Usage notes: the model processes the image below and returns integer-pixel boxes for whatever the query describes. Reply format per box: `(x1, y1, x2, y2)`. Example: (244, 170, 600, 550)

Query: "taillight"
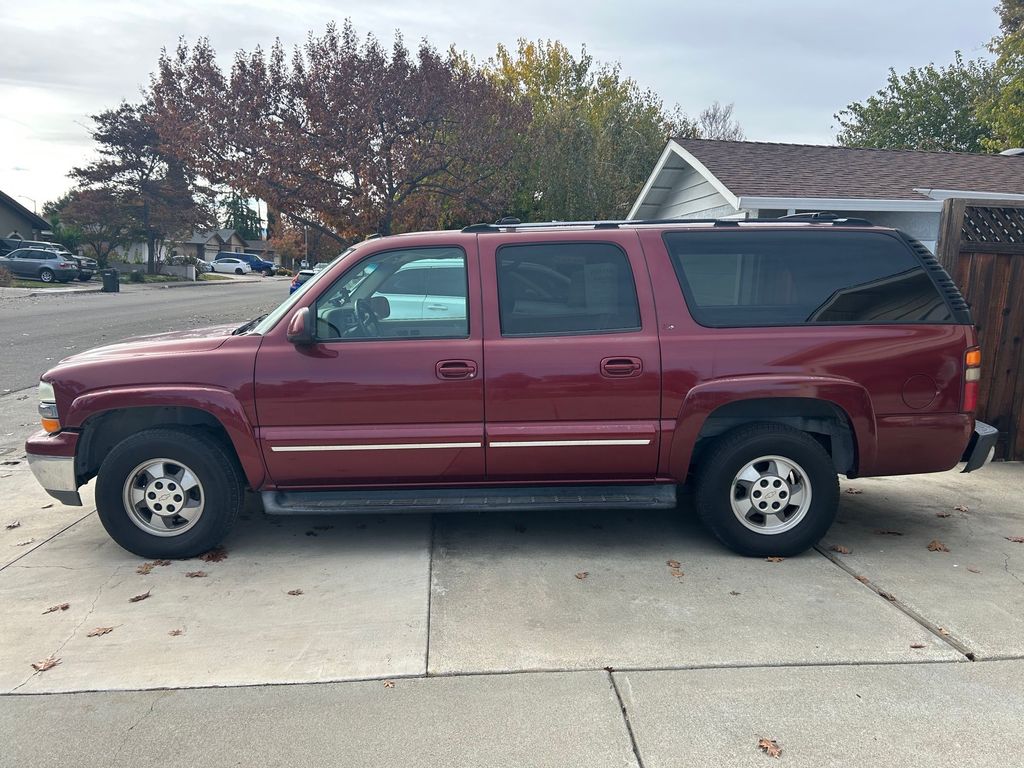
(963, 347, 981, 413)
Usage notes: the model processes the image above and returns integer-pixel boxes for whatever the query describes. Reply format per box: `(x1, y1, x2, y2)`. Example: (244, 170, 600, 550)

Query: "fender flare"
(67, 385, 265, 489)
(666, 375, 877, 481)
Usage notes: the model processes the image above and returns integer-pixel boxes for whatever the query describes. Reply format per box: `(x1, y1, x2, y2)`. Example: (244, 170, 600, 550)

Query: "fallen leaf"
(31, 656, 61, 672)
(4, 520, 20, 529)
(666, 559, 681, 568)
(765, 556, 785, 563)
(757, 737, 782, 758)
(40, 503, 53, 509)
(879, 590, 897, 602)
(873, 529, 903, 536)
(844, 488, 863, 495)
(128, 590, 151, 603)
(927, 539, 950, 553)
(42, 602, 70, 615)
(383, 680, 395, 689)
(136, 562, 154, 575)
(575, 571, 589, 580)
(936, 511, 952, 518)
(1005, 536, 1024, 544)
(185, 570, 207, 578)
(939, 627, 950, 636)
(855, 575, 870, 583)
(910, 642, 926, 649)
(729, 590, 741, 596)
(830, 544, 851, 554)
(168, 629, 184, 637)
(287, 589, 304, 596)
(669, 567, 684, 578)
(954, 505, 969, 513)
(87, 627, 113, 637)
(153, 559, 172, 567)
(967, 566, 981, 574)
(198, 547, 227, 563)
(16, 538, 35, 546)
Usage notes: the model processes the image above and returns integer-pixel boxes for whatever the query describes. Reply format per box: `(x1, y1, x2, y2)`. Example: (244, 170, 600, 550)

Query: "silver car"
(0, 248, 80, 283)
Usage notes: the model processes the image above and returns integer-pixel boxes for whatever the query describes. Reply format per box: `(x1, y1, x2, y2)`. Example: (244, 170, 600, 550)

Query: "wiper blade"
(232, 314, 268, 335)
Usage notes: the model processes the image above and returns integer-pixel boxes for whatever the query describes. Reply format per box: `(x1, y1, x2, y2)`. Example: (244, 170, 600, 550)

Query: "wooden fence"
(936, 199, 1024, 460)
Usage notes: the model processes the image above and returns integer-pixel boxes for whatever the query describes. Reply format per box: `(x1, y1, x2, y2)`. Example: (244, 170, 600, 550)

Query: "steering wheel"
(353, 298, 380, 337)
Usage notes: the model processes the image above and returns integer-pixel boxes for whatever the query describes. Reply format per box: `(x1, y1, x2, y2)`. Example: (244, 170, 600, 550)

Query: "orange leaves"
(31, 656, 61, 673)
(42, 603, 69, 615)
(830, 544, 851, 554)
(927, 540, 950, 553)
(757, 737, 782, 758)
(199, 547, 228, 563)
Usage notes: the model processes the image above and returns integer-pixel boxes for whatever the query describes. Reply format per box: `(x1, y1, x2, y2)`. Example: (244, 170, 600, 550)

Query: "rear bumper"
(961, 420, 998, 473)
(25, 430, 82, 506)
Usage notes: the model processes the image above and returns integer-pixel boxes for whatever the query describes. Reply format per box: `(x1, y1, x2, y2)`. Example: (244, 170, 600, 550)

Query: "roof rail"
(460, 214, 874, 233)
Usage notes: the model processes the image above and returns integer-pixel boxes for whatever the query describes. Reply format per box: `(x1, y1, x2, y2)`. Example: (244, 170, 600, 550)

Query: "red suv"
(26, 218, 997, 558)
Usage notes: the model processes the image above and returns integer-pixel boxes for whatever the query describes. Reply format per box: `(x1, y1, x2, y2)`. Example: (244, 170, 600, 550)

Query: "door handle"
(436, 360, 478, 380)
(427, 304, 449, 311)
(600, 357, 642, 378)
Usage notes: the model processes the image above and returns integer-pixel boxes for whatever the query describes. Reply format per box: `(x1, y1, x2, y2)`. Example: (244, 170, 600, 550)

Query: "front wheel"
(39, 268, 55, 283)
(95, 428, 244, 558)
(694, 423, 839, 557)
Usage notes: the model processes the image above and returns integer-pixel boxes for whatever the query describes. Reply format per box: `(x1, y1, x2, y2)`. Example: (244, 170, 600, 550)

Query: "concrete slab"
(0, 507, 431, 693)
(824, 464, 1024, 659)
(0, 467, 95, 568)
(428, 508, 960, 675)
(0, 671, 636, 768)
(615, 660, 1024, 767)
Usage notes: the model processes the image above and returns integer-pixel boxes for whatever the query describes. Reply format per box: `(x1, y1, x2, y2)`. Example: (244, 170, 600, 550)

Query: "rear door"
(479, 230, 662, 480)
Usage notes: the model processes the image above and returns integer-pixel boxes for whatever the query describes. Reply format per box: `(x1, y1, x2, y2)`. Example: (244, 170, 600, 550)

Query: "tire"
(263, 269, 273, 277)
(95, 428, 244, 558)
(39, 268, 55, 283)
(694, 423, 839, 557)
(78, 274, 91, 282)
(235, 268, 243, 275)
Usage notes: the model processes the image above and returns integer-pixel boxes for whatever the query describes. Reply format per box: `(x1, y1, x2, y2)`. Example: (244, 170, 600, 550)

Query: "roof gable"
(0, 189, 51, 231)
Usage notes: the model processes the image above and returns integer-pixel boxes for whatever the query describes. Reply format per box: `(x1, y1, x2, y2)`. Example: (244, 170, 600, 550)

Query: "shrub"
(0, 266, 11, 287)
(128, 270, 145, 283)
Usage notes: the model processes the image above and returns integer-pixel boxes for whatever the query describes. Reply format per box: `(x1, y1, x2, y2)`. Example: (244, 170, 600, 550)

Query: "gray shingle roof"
(673, 139, 1024, 200)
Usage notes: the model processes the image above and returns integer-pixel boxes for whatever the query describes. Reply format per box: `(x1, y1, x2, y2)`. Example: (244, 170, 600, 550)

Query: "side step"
(261, 484, 677, 515)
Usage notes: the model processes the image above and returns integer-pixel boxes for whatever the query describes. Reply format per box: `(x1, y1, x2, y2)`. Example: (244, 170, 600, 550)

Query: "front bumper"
(25, 430, 82, 506)
(961, 420, 998, 473)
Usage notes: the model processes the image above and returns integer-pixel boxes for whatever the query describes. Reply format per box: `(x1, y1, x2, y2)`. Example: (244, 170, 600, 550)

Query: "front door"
(479, 231, 662, 480)
(254, 241, 484, 487)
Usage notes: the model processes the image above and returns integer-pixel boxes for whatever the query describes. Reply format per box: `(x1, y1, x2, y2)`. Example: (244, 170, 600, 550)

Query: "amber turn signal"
(41, 418, 61, 433)
(965, 349, 981, 367)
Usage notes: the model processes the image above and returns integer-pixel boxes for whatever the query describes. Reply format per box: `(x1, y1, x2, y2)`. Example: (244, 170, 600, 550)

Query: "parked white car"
(373, 258, 466, 320)
(211, 257, 253, 275)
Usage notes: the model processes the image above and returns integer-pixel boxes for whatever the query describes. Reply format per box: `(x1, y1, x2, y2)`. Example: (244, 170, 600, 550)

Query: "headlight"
(38, 380, 60, 433)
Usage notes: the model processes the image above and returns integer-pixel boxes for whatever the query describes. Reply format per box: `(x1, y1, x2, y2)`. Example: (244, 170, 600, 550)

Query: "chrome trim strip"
(271, 442, 482, 453)
(489, 439, 652, 448)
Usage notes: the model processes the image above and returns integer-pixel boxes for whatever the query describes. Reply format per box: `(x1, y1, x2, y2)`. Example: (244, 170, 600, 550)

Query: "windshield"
(249, 247, 357, 335)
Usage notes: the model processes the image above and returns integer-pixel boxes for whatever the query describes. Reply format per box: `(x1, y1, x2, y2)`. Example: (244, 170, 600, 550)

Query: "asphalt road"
(0, 279, 286, 456)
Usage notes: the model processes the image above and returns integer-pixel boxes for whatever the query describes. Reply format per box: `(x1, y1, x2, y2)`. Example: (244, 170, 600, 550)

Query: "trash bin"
(101, 269, 120, 293)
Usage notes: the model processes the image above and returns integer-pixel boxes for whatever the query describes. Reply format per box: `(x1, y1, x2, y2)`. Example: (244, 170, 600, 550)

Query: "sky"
(0, 0, 1002, 211)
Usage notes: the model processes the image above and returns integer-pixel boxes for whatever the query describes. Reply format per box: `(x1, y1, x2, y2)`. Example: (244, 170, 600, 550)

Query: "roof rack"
(461, 213, 874, 233)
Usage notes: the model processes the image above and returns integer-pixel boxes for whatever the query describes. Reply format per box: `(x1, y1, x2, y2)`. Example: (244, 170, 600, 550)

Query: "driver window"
(314, 247, 468, 341)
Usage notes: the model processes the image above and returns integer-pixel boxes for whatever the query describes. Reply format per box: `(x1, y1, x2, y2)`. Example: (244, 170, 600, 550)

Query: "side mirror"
(286, 307, 314, 346)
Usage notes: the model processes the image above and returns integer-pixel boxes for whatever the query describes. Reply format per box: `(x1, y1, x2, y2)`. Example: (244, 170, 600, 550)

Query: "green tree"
(41, 192, 83, 254)
(981, 0, 1024, 149)
(221, 192, 263, 240)
(835, 53, 997, 152)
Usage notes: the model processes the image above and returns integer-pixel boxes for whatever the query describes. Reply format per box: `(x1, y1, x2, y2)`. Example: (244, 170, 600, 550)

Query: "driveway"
(1, 459, 1022, 765)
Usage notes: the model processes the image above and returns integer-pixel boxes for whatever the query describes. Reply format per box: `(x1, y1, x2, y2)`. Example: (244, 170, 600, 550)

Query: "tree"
(696, 101, 745, 141)
(56, 189, 138, 267)
(41, 192, 83, 254)
(221, 192, 262, 239)
(834, 53, 997, 152)
(981, 0, 1024, 149)
(151, 22, 529, 240)
(71, 100, 210, 273)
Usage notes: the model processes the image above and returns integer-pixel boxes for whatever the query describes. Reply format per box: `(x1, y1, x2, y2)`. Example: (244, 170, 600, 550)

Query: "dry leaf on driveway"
(1005, 536, 1024, 544)
(855, 575, 870, 583)
(967, 566, 981, 573)
(757, 737, 782, 758)
(40, 503, 53, 509)
(939, 627, 950, 636)
(185, 571, 207, 578)
(287, 589, 304, 596)
(152, 559, 172, 567)
(16, 538, 35, 546)
(575, 571, 589, 580)
(383, 680, 395, 689)
(31, 656, 61, 672)
(42, 603, 70, 615)
(4, 520, 20, 529)
(128, 590, 151, 603)
(879, 591, 897, 602)
(199, 547, 228, 563)
(666, 559, 681, 568)
(136, 562, 154, 575)
(830, 544, 851, 554)
(954, 505, 969, 513)
(765, 556, 785, 563)
(844, 487, 863, 495)
(874, 529, 903, 536)
(910, 642, 926, 649)
(927, 539, 950, 553)
(669, 567, 684, 578)
(936, 511, 952, 518)
(87, 627, 114, 638)
(729, 590, 741, 596)
(168, 629, 184, 637)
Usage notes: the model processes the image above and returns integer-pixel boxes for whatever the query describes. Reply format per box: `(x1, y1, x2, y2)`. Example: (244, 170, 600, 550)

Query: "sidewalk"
(0, 274, 274, 300)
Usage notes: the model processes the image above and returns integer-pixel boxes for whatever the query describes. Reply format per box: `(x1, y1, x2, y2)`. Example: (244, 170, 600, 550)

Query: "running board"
(261, 484, 677, 515)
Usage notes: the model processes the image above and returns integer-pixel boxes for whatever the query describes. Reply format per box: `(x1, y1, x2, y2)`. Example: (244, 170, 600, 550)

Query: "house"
(628, 139, 1024, 251)
(0, 188, 51, 241)
(176, 229, 275, 262)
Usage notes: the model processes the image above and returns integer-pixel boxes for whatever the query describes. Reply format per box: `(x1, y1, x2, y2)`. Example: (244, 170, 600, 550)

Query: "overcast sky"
(0, 0, 1001, 210)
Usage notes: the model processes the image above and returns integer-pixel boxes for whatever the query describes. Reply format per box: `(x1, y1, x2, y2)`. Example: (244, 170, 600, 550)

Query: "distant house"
(0, 189, 51, 241)
(629, 139, 1024, 252)
(174, 229, 275, 262)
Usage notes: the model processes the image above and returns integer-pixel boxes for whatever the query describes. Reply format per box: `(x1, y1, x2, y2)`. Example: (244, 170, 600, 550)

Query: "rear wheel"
(694, 423, 839, 556)
(39, 268, 55, 283)
(95, 428, 244, 558)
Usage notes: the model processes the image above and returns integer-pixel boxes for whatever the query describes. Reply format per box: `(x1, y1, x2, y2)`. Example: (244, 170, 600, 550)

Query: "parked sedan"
(0, 248, 80, 283)
(211, 257, 253, 275)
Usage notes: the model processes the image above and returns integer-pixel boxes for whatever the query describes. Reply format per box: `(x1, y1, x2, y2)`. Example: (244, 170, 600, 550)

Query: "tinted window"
(378, 267, 428, 296)
(665, 231, 953, 327)
(426, 266, 467, 298)
(496, 243, 641, 336)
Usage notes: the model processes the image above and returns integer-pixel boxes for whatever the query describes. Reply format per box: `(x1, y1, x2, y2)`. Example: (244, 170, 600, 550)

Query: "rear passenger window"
(496, 243, 641, 336)
(665, 231, 954, 327)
